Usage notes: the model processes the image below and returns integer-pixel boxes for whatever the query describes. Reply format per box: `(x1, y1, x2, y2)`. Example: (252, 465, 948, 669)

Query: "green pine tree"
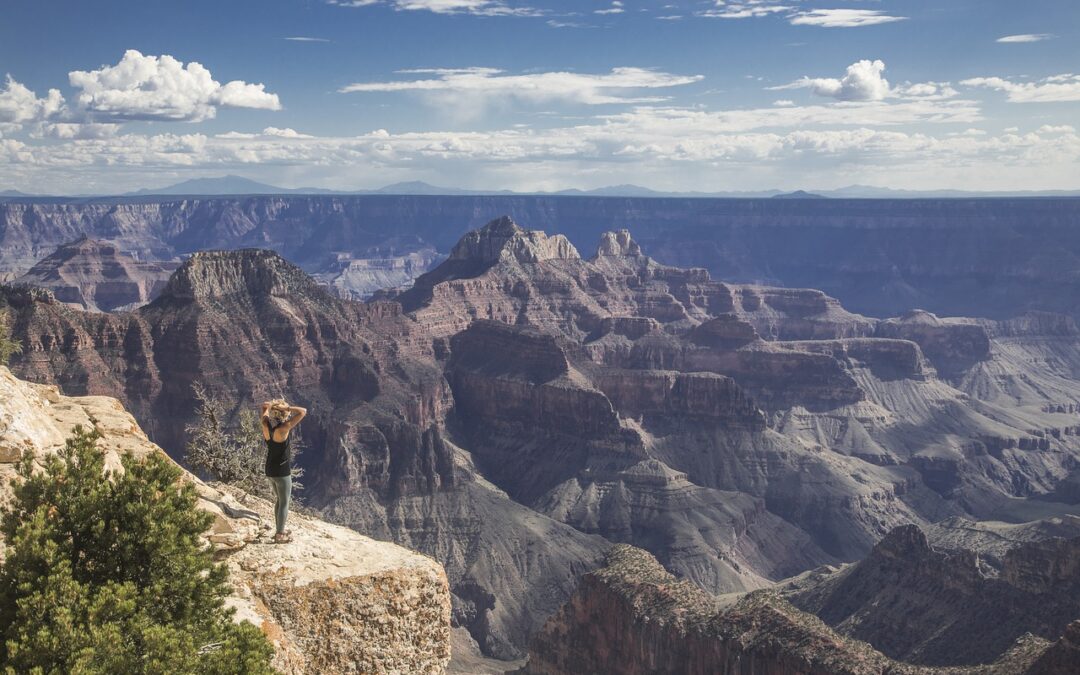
(0, 309, 20, 366)
(0, 426, 276, 674)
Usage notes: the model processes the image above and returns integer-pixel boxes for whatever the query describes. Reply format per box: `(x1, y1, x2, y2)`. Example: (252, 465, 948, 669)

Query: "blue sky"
(0, 0, 1077, 193)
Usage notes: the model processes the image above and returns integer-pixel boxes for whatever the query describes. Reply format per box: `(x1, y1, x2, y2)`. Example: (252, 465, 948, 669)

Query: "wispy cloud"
(12, 98, 1075, 196)
(339, 67, 703, 106)
(788, 9, 906, 28)
(697, 4, 906, 27)
(699, 2, 791, 19)
(595, 1, 624, 15)
(283, 36, 332, 42)
(328, 0, 542, 16)
(962, 74, 1080, 103)
(996, 33, 1055, 43)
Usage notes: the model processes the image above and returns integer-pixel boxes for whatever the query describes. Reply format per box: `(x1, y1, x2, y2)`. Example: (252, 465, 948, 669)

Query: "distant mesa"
(772, 190, 827, 199)
(88, 176, 1080, 199)
(13, 237, 177, 312)
(126, 175, 303, 196)
(155, 248, 331, 304)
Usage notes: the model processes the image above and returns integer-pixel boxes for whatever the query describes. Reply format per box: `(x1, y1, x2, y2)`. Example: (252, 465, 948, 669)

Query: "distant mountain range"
(4, 176, 1080, 199)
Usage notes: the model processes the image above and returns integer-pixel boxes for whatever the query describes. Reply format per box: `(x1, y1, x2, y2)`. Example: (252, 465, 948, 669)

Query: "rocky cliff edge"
(0, 366, 452, 675)
(516, 543, 1063, 675)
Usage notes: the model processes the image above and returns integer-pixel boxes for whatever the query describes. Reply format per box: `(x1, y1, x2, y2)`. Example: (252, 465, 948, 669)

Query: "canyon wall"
(3, 196, 1079, 319)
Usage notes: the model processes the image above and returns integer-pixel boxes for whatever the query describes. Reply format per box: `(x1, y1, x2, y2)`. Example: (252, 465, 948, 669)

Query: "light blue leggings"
(268, 475, 291, 535)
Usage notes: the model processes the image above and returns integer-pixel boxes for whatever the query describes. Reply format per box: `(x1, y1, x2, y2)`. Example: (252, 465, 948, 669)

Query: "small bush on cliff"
(0, 310, 20, 366)
(184, 383, 304, 501)
(0, 426, 275, 674)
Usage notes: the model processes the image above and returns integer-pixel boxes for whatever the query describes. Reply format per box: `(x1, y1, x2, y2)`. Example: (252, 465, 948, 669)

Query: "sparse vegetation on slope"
(0, 310, 19, 366)
(0, 426, 275, 674)
(184, 382, 304, 502)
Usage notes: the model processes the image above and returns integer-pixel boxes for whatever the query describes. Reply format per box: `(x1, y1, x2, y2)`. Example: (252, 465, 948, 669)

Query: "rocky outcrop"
(317, 247, 442, 300)
(594, 229, 642, 257)
(516, 544, 1056, 675)
(158, 248, 330, 304)
(592, 369, 766, 429)
(784, 525, 1080, 667)
(13, 237, 177, 312)
(0, 366, 452, 674)
(449, 216, 579, 266)
(1027, 621, 1080, 675)
(876, 311, 991, 378)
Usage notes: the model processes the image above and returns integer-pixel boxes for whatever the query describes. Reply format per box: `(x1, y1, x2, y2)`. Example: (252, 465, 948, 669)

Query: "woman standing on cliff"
(260, 399, 306, 543)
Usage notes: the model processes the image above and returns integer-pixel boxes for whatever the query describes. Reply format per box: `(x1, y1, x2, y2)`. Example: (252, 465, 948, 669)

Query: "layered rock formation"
(0, 366, 452, 674)
(783, 525, 1080, 666)
(5, 214, 1080, 669)
(1, 246, 607, 660)
(446, 321, 825, 592)
(4, 196, 1080, 319)
(13, 236, 177, 312)
(517, 544, 1061, 674)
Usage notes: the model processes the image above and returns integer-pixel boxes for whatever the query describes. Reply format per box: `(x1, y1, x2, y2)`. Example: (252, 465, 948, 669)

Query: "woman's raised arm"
(282, 406, 307, 431)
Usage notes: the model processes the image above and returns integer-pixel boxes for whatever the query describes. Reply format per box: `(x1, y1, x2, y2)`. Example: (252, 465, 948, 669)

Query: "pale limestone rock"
(594, 229, 642, 257)
(448, 217, 579, 265)
(0, 366, 452, 674)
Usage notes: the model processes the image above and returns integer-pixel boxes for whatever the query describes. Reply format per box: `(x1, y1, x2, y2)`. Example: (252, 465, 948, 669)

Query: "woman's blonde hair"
(266, 398, 291, 424)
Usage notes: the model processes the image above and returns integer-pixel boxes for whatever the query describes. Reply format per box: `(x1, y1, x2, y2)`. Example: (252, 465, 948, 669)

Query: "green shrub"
(0, 426, 276, 674)
(0, 310, 20, 366)
(184, 383, 303, 502)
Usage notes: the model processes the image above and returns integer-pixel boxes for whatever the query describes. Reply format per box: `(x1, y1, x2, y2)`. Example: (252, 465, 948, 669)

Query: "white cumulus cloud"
(0, 76, 65, 129)
(771, 59, 891, 101)
(771, 60, 957, 103)
(68, 50, 281, 123)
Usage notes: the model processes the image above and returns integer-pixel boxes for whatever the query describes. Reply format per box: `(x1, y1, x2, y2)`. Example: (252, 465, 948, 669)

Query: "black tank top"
(265, 426, 291, 478)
